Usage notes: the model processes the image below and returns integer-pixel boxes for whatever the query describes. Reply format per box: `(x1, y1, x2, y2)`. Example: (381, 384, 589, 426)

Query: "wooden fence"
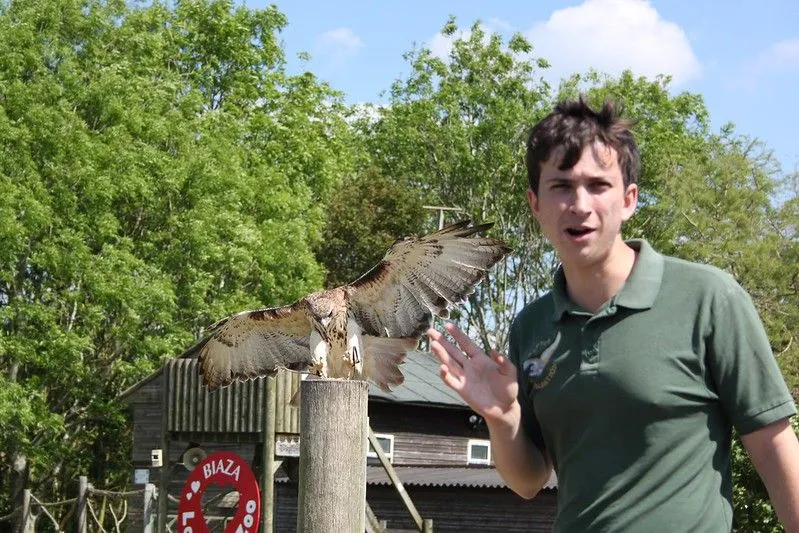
(0, 476, 154, 533)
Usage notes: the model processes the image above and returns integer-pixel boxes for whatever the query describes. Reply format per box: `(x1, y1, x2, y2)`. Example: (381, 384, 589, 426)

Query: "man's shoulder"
(519, 291, 555, 316)
(512, 292, 556, 332)
(660, 252, 740, 294)
(509, 293, 557, 361)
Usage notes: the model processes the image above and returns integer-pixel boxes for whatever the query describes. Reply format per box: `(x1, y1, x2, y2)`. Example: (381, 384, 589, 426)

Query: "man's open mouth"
(566, 227, 594, 237)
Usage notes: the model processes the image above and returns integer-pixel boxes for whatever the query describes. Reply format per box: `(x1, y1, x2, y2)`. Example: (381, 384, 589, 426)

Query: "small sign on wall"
(134, 468, 150, 485)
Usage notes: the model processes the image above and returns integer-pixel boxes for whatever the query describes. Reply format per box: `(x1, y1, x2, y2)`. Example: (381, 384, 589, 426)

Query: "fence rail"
(2, 476, 151, 533)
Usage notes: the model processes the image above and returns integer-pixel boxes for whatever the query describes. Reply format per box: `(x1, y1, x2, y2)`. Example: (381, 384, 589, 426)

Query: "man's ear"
(527, 187, 540, 217)
(621, 183, 638, 221)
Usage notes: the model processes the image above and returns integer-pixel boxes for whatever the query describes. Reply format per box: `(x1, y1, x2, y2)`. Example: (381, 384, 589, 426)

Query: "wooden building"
(120, 351, 557, 532)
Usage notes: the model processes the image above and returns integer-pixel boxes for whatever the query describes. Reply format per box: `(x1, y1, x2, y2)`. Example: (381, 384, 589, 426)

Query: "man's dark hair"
(525, 97, 640, 194)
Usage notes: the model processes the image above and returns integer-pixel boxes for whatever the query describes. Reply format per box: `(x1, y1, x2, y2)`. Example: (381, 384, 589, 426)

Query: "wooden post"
(77, 476, 88, 533)
(143, 483, 156, 533)
(297, 380, 368, 533)
(20, 489, 34, 533)
(262, 374, 277, 533)
(157, 369, 170, 533)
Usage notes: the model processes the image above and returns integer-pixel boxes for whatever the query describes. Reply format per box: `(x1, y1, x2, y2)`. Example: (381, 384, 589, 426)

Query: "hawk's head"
(304, 291, 336, 334)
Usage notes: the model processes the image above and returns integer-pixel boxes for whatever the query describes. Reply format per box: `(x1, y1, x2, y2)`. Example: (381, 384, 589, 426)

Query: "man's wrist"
(485, 399, 523, 437)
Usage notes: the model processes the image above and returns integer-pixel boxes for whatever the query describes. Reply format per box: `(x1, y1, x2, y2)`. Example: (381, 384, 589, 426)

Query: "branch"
(66, 277, 82, 332)
(29, 493, 65, 532)
(87, 499, 108, 533)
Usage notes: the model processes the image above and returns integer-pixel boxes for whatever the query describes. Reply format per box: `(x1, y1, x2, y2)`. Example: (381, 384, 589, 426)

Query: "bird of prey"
(193, 220, 511, 392)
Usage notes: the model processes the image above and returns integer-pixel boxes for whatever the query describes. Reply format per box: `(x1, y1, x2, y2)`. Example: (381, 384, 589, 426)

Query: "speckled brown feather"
(197, 301, 313, 390)
(347, 220, 511, 338)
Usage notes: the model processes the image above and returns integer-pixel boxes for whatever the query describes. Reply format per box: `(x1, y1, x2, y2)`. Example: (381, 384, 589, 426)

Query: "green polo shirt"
(509, 239, 795, 533)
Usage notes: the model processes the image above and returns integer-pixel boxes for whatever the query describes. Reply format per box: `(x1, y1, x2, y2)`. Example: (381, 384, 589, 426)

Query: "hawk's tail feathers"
(363, 336, 417, 392)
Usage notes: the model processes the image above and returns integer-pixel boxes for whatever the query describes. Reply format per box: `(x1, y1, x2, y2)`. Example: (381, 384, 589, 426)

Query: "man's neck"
(561, 239, 637, 313)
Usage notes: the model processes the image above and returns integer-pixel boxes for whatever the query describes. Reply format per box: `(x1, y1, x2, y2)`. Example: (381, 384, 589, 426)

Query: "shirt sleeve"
(707, 279, 796, 435)
(510, 318, 547, 453)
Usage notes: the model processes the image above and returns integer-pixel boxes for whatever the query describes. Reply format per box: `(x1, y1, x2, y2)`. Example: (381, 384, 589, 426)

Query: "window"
(467, 439, 491, 465)
(367, 433, 394, 464)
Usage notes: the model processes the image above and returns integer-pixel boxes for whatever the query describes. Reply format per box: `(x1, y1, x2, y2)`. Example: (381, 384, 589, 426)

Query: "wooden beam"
(157, 370, 170, 533)
(262, 375, 277, 533)
(368, 428, 425, 531)
(143, 483, 156, 533)
(297, 380, 368, 533)
(365, 502, 385, 533)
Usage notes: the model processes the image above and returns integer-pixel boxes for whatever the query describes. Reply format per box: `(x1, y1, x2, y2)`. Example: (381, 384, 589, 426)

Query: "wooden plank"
(262, 375, 277, 533)
(368, 428, 424, 531)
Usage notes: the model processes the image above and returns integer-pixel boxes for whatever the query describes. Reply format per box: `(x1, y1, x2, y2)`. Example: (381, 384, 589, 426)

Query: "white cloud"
(728, 37, 799, 90)
(525, 0, 701, 86)
(486, 18, 515, 34)
(753, 38, 799, 71)
(315, 28, 364, 70)
(764, 37, 799, 70)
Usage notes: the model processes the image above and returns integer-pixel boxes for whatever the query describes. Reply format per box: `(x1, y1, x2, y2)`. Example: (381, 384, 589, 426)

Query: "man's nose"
(569, 187, 591, 215)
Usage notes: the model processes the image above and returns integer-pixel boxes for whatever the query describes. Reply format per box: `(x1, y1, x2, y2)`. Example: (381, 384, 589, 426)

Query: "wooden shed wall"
(369, 402, 490, 466)
(166, 359, 300, 435)
(127, 372, 166, 464)
(124, 368, 533, 531)
(272, 483, 557, 533)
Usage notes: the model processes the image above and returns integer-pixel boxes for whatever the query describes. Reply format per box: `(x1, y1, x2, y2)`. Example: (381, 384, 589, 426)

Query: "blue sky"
(250, 0, 799, 176)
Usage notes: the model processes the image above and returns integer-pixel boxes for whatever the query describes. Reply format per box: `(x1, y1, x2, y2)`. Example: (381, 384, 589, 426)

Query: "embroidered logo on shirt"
(522, 332, 565, 390)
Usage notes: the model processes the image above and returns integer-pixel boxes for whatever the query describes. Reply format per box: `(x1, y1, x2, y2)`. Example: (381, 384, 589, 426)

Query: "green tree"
(0, 0, 355, 517)
(315, 166, 429, 289)
(360, 18, 555, 351)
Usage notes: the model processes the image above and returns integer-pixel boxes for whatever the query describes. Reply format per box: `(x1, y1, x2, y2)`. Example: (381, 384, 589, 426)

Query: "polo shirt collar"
(551, 239, 664, 320)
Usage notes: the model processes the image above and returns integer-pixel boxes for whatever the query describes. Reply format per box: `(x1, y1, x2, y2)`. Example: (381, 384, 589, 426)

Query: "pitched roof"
(367, 351, 467, 408)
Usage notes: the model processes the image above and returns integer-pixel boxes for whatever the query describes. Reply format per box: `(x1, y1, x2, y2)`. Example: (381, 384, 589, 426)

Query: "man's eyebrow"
(543, 176, 572, 183)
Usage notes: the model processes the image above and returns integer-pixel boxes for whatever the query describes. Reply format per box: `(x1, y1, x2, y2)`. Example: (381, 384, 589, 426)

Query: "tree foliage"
(365, 21, 797, 529)
(0, 0, 355, 513)
(315, 166, 429, 288)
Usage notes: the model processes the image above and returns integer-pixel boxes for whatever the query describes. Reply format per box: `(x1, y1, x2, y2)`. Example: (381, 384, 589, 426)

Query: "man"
(428, 98, 799, 532)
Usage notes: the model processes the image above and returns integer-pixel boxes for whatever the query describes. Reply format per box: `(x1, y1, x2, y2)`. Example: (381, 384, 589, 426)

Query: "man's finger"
(428, 330, 466, 379)
(430, 339, 465, 379)
(439, 365, 464, 392)
(428, 328, 469, 367)
(490, 350, 517, 378)
(444, 322, 488, 359)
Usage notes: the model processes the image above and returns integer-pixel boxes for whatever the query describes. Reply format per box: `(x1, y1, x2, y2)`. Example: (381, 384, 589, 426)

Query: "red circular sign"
(177, 451, 261, 533)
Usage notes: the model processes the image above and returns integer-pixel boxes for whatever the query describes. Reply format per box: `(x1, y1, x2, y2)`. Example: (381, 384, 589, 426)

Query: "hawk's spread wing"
(347, 220, 511, 339)
(197, 303, 312, 389)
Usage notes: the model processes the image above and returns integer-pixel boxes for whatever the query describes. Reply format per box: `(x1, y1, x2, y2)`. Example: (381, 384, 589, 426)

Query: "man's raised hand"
(427, 322, 519, 423)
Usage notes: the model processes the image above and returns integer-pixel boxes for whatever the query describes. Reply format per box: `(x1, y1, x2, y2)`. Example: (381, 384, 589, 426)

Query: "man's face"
(527, 141, 638, 271)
